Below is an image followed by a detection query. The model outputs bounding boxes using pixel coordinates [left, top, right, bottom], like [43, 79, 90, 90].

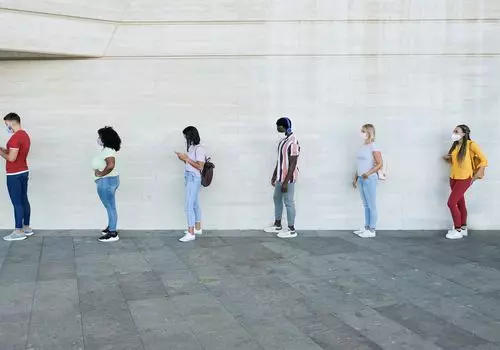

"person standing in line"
[93, 126, 121, 242]
[264, 117, 300, 238]
[443, 125, 487, 240]
[176, 126, 205, 243]
[352, 124, 383, 238]
[1, 113, 33, 241]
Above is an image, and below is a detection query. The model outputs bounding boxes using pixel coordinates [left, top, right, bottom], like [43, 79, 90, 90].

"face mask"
[360, 132, 368, 140]
[451, 133, 463, 142]
[97, 138, 103, 146]
[6, 126, 13, 134]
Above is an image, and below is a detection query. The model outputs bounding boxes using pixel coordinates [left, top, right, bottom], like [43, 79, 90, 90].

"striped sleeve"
[290, 139, 300, 156]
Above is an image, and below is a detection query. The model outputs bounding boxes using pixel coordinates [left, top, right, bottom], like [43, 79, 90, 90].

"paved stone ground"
[0, 230, 500, 350]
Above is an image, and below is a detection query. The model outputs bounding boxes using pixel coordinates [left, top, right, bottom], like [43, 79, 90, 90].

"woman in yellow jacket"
[443, 125, 487, 239]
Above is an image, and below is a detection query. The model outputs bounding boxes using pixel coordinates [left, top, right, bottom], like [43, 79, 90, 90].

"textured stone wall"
[0, 1, 499, 230]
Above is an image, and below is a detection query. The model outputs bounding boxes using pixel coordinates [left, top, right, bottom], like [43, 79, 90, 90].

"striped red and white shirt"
[276, 133, 300, 183]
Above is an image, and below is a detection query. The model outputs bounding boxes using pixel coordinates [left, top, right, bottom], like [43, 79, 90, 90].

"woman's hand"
[175, 152, 188, 162]
[443, 154, 451, 162]
[352, 179, 357, 189]
[362, 173, 370, 180]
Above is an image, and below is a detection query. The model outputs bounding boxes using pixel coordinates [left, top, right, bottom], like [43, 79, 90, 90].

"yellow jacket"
[450, 140, 488, 180]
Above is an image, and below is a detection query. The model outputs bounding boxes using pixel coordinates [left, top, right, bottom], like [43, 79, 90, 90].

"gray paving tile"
[108, 252, 152, 275]
[0, 312, 31, 350]
[28, 279, 83, 350]
[395, 269, 500, 321]
[289, 278, 442, 350]
[289, 313, 384, 350]
[376, 303, 490, 349]
[0, 281, 36, 315]
[82, 305, 143, 350]
[75, 254, 114, 277]
[38, 260, 76, 281]
[117, 271, 167, 301]
[139, 329, 202, 350]
[1, 232, 500, 349]
[287, 237, 363, 255]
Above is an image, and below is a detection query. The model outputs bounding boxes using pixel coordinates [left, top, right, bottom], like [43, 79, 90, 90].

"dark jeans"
[7, 172, 31, 229]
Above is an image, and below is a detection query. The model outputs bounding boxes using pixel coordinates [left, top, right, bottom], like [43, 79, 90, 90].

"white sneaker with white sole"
[277, 229, 297, 239]
[353, 228, 367, 235]
[184, 229, 203, 235]
[179, 233, 196, 242]
[357, 230, 376, 238]
[264, 226, 283, 233]
[446, 229, 463, 240]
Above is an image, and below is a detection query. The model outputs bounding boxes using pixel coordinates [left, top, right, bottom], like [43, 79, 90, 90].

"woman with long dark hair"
[443, 125, 487, 239]
[175, 126, 205, 242]
[92, 126, 121, 242]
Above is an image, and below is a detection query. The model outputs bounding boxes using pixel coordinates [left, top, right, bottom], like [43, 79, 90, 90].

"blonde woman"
[352, 124, 383, 238]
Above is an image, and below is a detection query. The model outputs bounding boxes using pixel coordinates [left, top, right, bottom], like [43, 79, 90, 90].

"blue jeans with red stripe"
[6, 172, 31, 229]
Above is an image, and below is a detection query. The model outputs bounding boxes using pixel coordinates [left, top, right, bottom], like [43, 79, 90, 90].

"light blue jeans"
[185, 171, 202, 227]
[274, 182, 296, 227]
[96, 175, 120, 231]
[358, 175, 378, 230]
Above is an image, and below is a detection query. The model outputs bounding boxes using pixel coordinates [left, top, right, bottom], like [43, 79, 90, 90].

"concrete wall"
[0, 1, 499, 230]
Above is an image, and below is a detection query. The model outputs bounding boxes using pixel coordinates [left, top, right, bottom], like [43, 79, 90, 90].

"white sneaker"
[357, 230, 376, 238]
[264, 226, 283, 233]
[24, 228, 35, 236]
[461, 228, 468, 237]
[184, 229, 203, 235]
[446, 229, 463, 240]
[179, 233, 196, 242]
[3, 231, 27, 241]
[277, 229, 297, 239]
[353, 228, 367, 235]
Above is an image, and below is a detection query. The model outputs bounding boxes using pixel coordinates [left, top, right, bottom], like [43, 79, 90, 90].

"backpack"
[201, 157, 215, 187]
[195, 146, 215, 187]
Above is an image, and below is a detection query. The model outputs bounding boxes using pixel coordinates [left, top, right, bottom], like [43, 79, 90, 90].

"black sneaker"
[98, 231, 119, 242]
[101, 227, 110, 234]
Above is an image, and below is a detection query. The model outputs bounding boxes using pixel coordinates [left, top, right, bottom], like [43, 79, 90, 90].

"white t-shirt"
[92, 147, 118, 180]
[356, 142, 380, 176]
[185, 145, 205, 176]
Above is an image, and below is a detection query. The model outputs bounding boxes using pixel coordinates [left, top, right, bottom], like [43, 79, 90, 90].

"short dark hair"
[4, 113, 21, 123]
[183, 126, 201, 151]
[98, 126, 121, 151]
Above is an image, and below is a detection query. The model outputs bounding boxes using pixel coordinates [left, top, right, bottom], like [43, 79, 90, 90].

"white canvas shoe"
[446, 229, 463, 240]
[264, 226, 283, 233]
[353, 227, 367, 235]
[184, 229, 203, 235]
[277, 228, 298, 239]
[179, 233, 196, 242]
[357, 230, 376, 238]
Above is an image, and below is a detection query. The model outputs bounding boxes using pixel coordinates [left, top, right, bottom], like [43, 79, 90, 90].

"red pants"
[448, 178, 472, 229]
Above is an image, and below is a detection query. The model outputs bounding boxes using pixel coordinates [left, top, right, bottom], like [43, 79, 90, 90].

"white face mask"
[97, 138, 103, 146]
[6, 125, 13, 134]
[451, 133, 463, 142]
[360, 132, 368, 140]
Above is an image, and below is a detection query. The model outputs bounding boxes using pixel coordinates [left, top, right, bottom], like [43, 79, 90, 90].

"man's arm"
[271, 164, 277, 186]
[0, 148, 19, 163]
[281, 155, 298, 192]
